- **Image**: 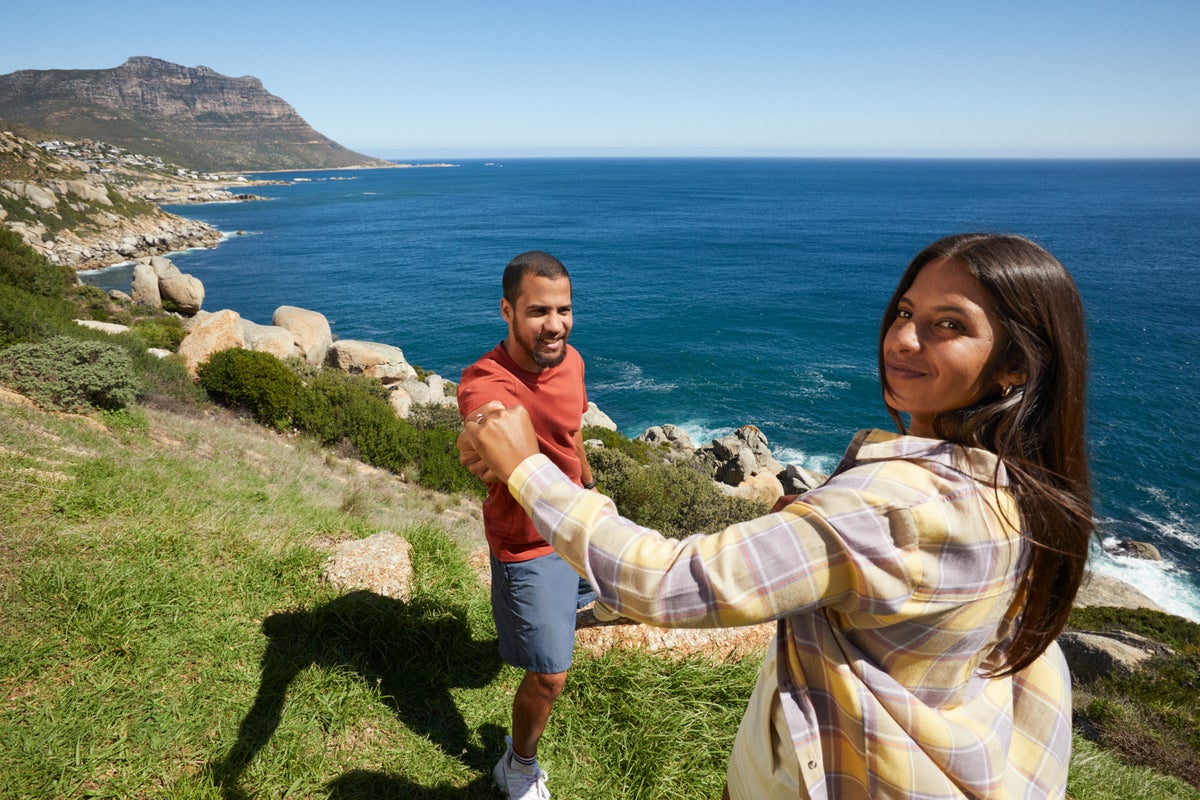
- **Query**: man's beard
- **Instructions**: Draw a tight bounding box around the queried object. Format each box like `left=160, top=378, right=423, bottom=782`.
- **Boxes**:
left=518, top=333, right=567, bottom=369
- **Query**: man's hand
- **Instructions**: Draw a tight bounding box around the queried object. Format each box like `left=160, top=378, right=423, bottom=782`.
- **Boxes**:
left=459, top=401, right=505, bottom=483
left=458, top=404, right=540, bottom=485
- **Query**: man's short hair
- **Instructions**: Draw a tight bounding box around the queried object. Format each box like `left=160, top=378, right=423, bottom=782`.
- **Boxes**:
left=503, top=251, right=571, bottom=304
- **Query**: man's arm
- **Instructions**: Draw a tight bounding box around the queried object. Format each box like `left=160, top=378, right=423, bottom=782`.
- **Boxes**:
left=575, top=429, right=595, bottom=489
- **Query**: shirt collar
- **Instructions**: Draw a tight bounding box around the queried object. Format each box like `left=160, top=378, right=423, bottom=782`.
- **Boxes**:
left=840, top=428, right=1008, bottom=486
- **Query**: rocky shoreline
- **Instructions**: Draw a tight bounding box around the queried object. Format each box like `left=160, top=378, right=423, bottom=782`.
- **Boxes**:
left=0, top=127, right=278, bottom=271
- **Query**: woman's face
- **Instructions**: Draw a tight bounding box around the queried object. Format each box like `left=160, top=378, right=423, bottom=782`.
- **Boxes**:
left=883, top=257, right=1020, bottom=437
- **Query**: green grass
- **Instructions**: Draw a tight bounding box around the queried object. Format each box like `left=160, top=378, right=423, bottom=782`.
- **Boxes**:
left=2, top=394, right=1198, bottom=798
left=0, top=399, right=760, bottom=798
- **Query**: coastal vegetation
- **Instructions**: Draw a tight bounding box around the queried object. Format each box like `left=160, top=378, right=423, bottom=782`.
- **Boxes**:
left=2, top=226, right=1199, bottom=797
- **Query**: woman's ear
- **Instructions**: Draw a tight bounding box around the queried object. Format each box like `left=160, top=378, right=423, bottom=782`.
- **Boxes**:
left=996, top=367, right=1027, bottom=395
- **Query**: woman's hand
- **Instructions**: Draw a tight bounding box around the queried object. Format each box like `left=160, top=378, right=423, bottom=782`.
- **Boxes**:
left=458, top=403, right=540, bottom=485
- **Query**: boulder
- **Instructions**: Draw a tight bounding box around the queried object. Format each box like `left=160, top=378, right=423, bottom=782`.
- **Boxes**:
left=779, top=463, right=826, bottom=495
left=1058, top=630, right=1174, bottom=682
left=272, top=305, right=331, bottom=366
left=1073, top=571, right=1165, bottom=612
left=320, top=531, right=414, bottom=601
left=582, top=402, right=617, bottom=430
left=130, top=261, right=162, bottom=307
left=729, top=472, right=785, bottom=506
left=637, top=424, right=695, bottom=461
left=397, top=375, right=457, bottom=408
left=177, top=309, right=245, bottom=378
left=241, top=320, right=297, bottom=360
left=327, top=339, right=417, bottom=382
left=388, top=386, right=413, bottom=418
left=74, top=319, right=129, bottom=335
left=1112, top=540, right=1162, bottom=561
left=159, top=271, right=204, bottom=316
left=698, top=425, right=785, bottom=487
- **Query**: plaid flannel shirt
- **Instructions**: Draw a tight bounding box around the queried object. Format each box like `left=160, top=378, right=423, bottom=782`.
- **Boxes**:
left=507, top=428, right=1071, bottom=799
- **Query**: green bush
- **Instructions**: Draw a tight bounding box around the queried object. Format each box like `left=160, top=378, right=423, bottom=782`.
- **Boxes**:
left=583, top=424, right=660, bottom=464
left=0, top=226, right=75, bottom=299
left=0, top=335, right=139, bottom=412
left=0, top=228, right=78, bottom=346
left=588, top=446, right=769, bottom=538
left=197, top=348, right=302, bottom=431
left=132, top=351, right=207, bottom=410
left=292, top=369, right=395, bottom=448
left=129, top=317, right=187, bottom=351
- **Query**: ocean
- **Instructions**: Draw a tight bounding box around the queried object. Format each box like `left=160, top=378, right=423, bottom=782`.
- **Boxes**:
left=83, top=158, right=1200, bottom=621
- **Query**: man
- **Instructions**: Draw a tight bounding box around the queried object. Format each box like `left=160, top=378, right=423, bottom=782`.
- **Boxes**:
left=457, top=250, right=599, bottom=800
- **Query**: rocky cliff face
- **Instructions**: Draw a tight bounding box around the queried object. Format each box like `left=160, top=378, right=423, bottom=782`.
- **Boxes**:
left=0, top=57, right=390, bottom=172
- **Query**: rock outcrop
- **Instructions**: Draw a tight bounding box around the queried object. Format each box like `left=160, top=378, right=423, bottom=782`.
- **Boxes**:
left=272, top=306, right=332, bottom=366
left=326, top=339, right=418, bottom=383
left=0, top=129, right=222, bottom=269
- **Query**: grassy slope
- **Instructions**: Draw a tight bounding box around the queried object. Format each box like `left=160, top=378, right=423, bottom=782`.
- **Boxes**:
left=1, top=396, right=1197, bottom=799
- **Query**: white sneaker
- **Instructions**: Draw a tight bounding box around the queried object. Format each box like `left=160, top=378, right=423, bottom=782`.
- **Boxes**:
left=493, top=736, right=550, bottom=799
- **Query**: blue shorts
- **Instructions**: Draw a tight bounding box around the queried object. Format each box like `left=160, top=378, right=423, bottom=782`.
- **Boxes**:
left=490, top=551, right=596, bottom=674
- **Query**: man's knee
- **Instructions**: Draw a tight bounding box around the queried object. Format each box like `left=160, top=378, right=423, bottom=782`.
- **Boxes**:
left=522, top=669, right=568, bottom=699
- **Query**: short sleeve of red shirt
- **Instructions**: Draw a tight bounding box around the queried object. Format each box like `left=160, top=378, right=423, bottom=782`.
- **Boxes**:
left=458, top=343, right=588, bottom=561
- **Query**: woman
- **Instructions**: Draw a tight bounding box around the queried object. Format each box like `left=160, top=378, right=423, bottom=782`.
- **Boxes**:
left=459, top=233, right=1093, bottom=799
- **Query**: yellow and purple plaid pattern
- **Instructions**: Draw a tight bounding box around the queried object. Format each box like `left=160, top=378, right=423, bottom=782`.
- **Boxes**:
left=509, top=428, right=1071, bottom=799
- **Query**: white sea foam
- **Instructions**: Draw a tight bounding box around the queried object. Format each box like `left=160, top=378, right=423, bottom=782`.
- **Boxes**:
left=590, top=360, right=677, bottom=393
left=1091, top=539, right=1200, bottom=623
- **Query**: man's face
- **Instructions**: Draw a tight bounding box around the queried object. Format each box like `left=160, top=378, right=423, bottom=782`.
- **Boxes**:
left=502, top=273, right=573, bottom=372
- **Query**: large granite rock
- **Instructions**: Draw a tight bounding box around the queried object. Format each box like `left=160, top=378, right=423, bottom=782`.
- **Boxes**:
left=698, top=425, right=785, bottom=487
left=1059, top=630, right=1174, bottom=682
left=637, top=424, right=696, bottom=462
left=582, top=402, right=617, bottom=431
left=242, top=320, right=297, bottom=360
left=131, top=260, right=161, bottom=307
left=326, top=339, right=417, bottom=383
left=130, top=255, right=204, bottom=315
left=272, top=306, right=331, bottom=366
left=177, top=309, right=245, bottom=377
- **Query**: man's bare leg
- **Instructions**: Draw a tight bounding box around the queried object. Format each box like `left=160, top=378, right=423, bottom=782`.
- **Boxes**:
left=510, top=669, right=568, bottom=758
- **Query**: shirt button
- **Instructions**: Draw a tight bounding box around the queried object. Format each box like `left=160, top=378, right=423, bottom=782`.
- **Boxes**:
left=807, top=760, right=818, bottom=770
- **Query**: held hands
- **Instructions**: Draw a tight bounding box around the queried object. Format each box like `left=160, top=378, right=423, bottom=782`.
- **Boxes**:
left=458, top=402, right=540, bottom=485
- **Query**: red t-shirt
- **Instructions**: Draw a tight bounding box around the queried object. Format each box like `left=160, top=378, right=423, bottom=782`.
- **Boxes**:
left=458, top=342, right=588, bottom=562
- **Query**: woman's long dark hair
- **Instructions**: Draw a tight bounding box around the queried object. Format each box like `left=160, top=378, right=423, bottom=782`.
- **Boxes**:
left=878, top=233, right=1094, bottom=676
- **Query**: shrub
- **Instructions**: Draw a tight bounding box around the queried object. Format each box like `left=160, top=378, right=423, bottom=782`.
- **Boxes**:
left=0, top=228, right=77, bottom=346
left=197, top=348, right=302, bottom=431
left=129, top=317, right=187, bottom=351
left=582, top=424, right=659, bottom=464
left=132, top=351, right=207, bottom=410
left=0, top=226, right=75, bottom=298
left=0, top=335, right=138, bottom=412
left=410, top=423, right=483, bottom=497
left=293, top=369, right=394, bottom=447
left=588, top=447, right=768, bottom=538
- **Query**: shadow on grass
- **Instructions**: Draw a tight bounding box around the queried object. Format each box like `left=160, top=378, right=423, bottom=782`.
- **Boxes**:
left=207, top=589, right=503, bottom=799
left=325, top=768, right=500, bottom=799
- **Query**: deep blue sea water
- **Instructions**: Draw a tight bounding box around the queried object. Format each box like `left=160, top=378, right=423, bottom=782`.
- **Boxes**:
left=84, top=159, right=1200, bottom=620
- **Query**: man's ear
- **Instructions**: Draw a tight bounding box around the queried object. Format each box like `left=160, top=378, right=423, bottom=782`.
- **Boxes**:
left=500, top=297, right=513, bottom=324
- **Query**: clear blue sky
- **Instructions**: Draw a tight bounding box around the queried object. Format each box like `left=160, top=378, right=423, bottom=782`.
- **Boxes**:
left=4, top=1, right=1197, bottom=158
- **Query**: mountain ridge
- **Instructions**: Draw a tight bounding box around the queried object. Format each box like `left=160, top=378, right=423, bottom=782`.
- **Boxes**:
left=0, top=57, right=391, bottom=172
